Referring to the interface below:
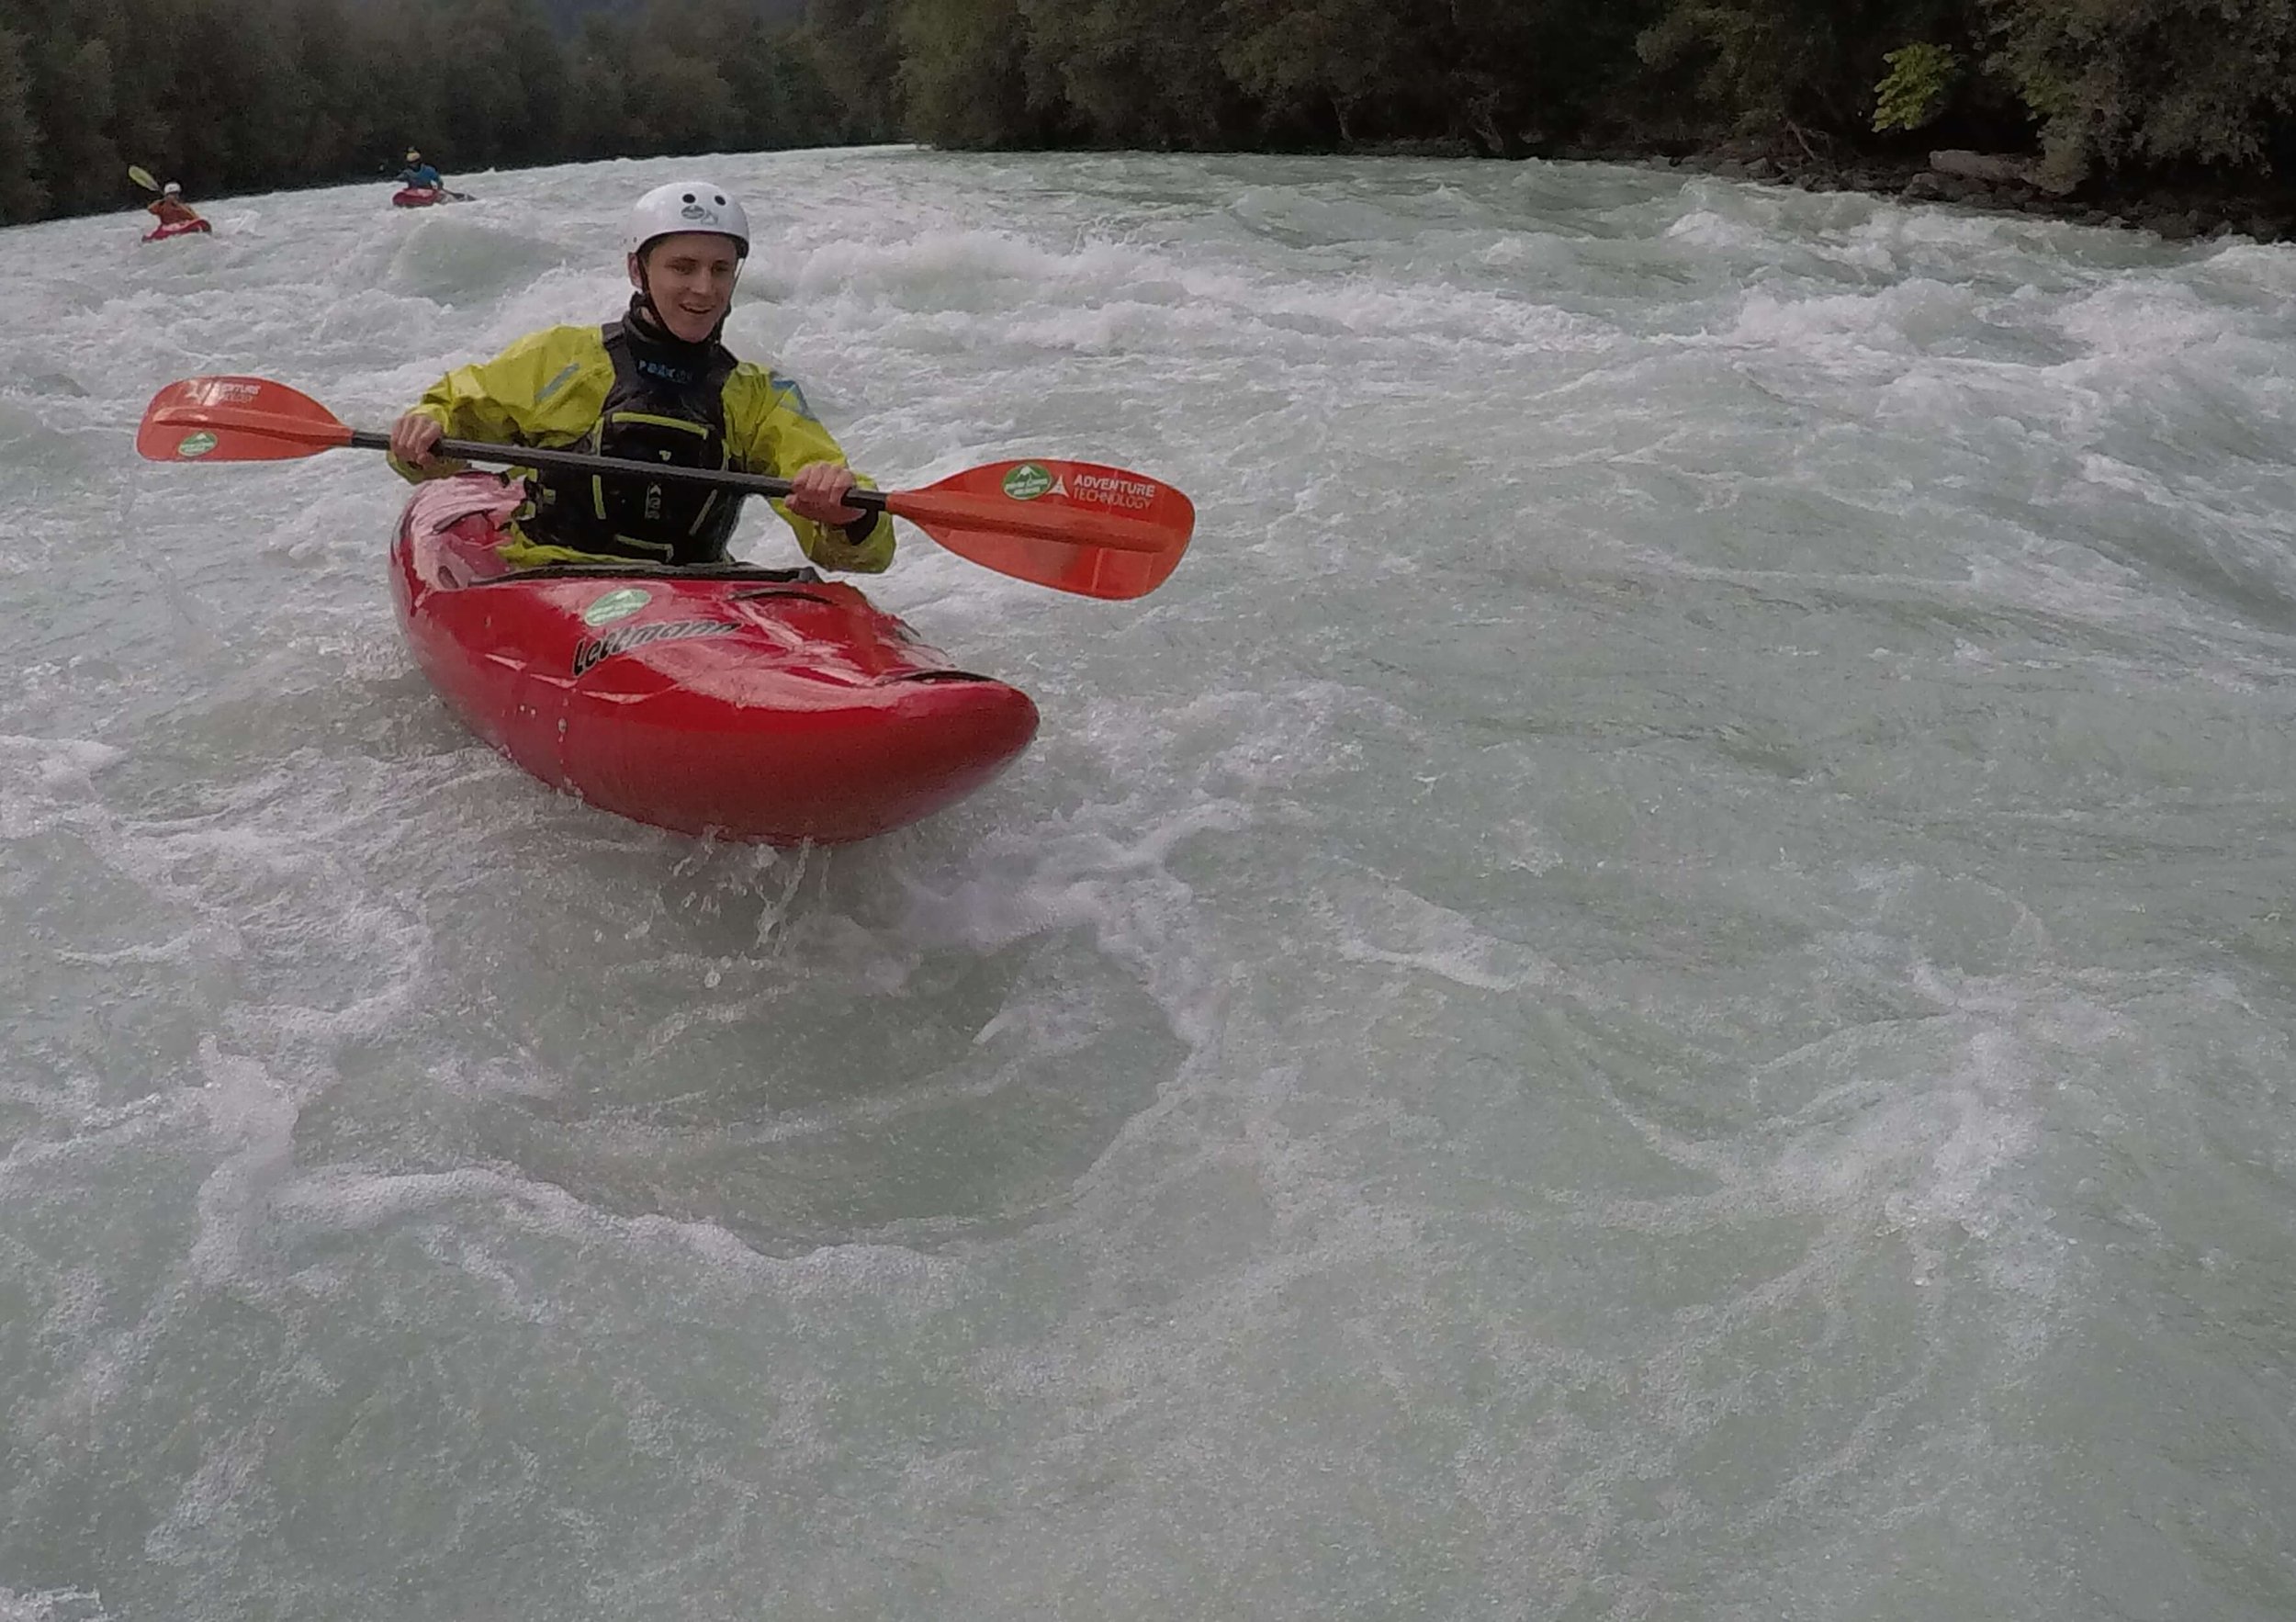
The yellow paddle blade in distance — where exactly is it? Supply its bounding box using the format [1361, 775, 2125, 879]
[127, 165, 159, 192]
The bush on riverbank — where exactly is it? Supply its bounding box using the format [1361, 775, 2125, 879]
[0, 0, 861, 226]
[5, 0, 2292, 236]
[861, 0, 2296, 236]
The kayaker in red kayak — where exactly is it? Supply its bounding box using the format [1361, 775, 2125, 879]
[396, 149, 445, 192]
[386, 179, 888, 572]
[146, 181, 206, 232]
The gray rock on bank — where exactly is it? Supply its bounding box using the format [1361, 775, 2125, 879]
[1926, 149, 2076, 196]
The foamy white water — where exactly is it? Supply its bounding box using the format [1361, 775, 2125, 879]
[4, 148, 2294, 1619]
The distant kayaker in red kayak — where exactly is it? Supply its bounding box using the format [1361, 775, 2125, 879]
[146, 181, 205, 231]
[388, 179, 889, 572]
[397, 150, 445, 192]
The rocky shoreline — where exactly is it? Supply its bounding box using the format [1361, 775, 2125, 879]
[1357, 130, 2296, 243]
[1648, 139, 2296, 244]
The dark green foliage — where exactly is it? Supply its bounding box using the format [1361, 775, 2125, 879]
[1218, 0, 1421, 146]
[797, 0, 900, 141]
[5, 0, 2290, 228]
[534, 0, 805, 32]
[1012, 0, 1247, 149]
[893, 0, 1065, 148]
[875, 0, 1674, 154]
[0, 27, 48, 219]
[861, 0, 2293, 185]
[1874, 42, 1958, 134]
[1984, 0, 2296, 186]
[28, 31, 120, 212]
[1636, 0, 1966, 132]
[0, 0, 862, 225]
[1442, 0, 1670, 155]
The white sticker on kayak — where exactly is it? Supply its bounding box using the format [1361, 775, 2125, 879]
[582, 587, 651, 626]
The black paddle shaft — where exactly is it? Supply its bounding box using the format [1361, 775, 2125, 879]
[345, 428, 891, 512]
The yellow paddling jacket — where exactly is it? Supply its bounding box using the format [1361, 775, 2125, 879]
[389, 319, 895, 572]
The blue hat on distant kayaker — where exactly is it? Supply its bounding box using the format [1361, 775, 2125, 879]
[387, 178, 890, 575]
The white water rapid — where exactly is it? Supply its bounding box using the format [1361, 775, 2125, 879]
[4, 148, 2293, 1619]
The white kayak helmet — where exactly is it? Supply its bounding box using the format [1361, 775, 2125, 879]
[162, 181, 181, 196]
[627, 180, 750, 260]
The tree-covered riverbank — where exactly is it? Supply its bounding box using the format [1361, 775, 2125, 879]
[6, 0, 2290, 237]
[861, 0, 2296, 240]
[0, 0, 870, 226]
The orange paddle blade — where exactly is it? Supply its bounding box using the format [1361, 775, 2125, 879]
[136, 376, 355, 462]
[891, 460, 1193, 601]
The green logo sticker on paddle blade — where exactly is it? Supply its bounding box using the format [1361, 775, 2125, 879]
[582, 587, 651, 626]
[1001, 463, 1055, 501]
[175, 431, 218, 459]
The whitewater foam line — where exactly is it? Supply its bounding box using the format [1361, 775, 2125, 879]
[266, 1163, 963, 1298]
[0, 1588, 111, 1622]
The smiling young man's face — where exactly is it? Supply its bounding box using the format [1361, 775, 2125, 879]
[630, 232, 742, 342]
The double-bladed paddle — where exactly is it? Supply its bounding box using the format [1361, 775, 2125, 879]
[138, 376, 1194, 601]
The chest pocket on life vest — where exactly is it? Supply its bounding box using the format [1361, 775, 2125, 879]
[580, 410, 732, 561]
[525, 323, 743, 566]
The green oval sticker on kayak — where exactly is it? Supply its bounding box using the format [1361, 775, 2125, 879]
[582, 587, 651, 626]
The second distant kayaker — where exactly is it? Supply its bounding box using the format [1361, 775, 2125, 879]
[147, 182, 203, 230]
[386, 179, 893, 573]
[397, 150, 444, 191]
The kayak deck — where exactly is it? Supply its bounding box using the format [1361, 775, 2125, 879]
[389, 474, 1039, 844]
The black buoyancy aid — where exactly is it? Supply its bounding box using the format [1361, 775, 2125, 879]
[524, 318, 743, 565]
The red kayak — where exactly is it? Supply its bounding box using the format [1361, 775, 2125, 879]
[391, 186, 465, 208]
[142, 217, 211, 242]
[390, 474, 1040, 844]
